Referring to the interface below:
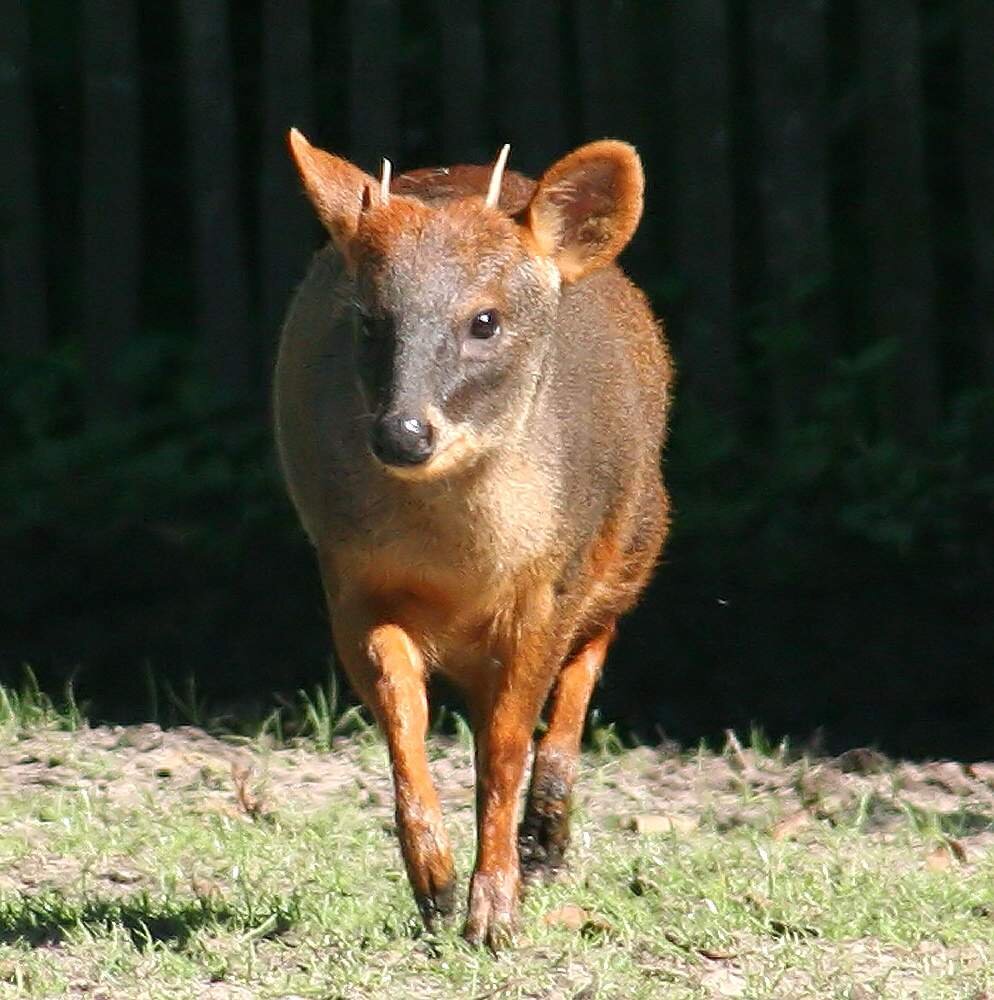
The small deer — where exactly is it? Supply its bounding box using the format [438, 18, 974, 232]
[275, 131, 673, 948]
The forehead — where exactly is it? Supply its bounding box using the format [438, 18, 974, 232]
[352, 198, 531, 314]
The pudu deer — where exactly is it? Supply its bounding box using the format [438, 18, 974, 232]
[275, 131, 673, 948]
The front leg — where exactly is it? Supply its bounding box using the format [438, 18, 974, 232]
[332, 608, 456, 929]
[463, 629, 560, 949]
[518, 626, 613, 884]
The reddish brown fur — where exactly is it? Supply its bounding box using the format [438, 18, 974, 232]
[275, 133, 673, 949]
[526, 140, 645, 280]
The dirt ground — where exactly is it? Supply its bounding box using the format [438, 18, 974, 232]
[3, 723, 994, 874]
[2, 724, 994, 997]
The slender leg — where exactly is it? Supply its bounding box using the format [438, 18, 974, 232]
[518, 627, 613, 884]
[332, 609, 455, 929]
[462, 635, 560, 949]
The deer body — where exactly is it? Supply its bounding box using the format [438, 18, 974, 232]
[275, 137, 672, 947]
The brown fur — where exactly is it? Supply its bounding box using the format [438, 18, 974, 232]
[275, 132, 673, 948]
[526, 140, 645, 281]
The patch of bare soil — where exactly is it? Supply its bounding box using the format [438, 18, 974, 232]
[2, 725, 992, 997]
[586, 740, 994, 841]
[1, 725, 993, 860]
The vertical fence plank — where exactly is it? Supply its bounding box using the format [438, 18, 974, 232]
[860, 0, 938, 436]
[751, 0, 832, 435]
[81, 0, 141, 414]
[575, 0, 658, 280]
[575, 0, 624, 140]
[0, 0, 48, 355]
[666, 0, 739, 423]
[491, 0, 568, 174]
[348, 0, 400, 169]
[259, 0, 317, 363]
[575, 0, 643, 141]
[179, 0, 253, 401]
[962, 0, 994, 377]
[431, 0, 489, 164]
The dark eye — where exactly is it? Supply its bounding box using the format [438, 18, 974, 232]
[469, 310, 501, 340]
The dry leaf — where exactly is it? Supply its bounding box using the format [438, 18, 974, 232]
[543, 905, 612, 937]
[231, 761, 268, 820]
[623, 813, 698, 836]
[926, 840, 966, 871]
[947, 838, 968, 862]
[698, 945, 738, 961]
[771, 810, 812, 842]
[965, 763, 994, 786]
[543, 904, 588, 931]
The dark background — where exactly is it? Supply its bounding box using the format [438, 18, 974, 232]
[1, 0, 991, 757]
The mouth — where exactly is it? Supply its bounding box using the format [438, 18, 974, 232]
[377, 426, 482, 481]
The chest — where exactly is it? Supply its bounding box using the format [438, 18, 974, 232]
[325, 454, 560, 656]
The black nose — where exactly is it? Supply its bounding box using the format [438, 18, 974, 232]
[371, 413, 436, 467]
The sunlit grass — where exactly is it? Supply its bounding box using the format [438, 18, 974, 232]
[0, 681, 991, 997]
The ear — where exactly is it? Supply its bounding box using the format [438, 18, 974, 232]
[288, 128, 378, 252]
[524, 140, 644, 282]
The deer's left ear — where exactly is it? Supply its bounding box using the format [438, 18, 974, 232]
[524, 140, 644, 283]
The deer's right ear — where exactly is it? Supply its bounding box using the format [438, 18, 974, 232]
[288, 129, 378, 252]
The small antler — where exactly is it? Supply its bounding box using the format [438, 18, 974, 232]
[380, 158, 392, 205]
[485, 144, 511, 209]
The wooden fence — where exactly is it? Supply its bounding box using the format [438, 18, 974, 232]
[1, 0, 991, 436]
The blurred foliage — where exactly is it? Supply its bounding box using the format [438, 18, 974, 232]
[1, 311, 992, 754]
[4, 0, 991, 754]
[0, 335, 284, 555]
[668, 337, 994, 583]
[2, 322, 991, 583]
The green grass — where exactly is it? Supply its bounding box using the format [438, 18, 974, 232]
[0, 688, 991, 997]
[0, 781, 991, 997]
[0, 667, 85, 736]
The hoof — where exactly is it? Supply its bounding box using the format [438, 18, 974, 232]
[415, 875, 457, 931]
[462, 870, 518, 951]
[518, 830, 567, 885]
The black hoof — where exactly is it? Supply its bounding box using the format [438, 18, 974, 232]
[415, 876, 457, 931]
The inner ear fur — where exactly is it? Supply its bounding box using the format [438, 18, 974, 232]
[288, 128, 378, 252]
[524, 140, 644, 283]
